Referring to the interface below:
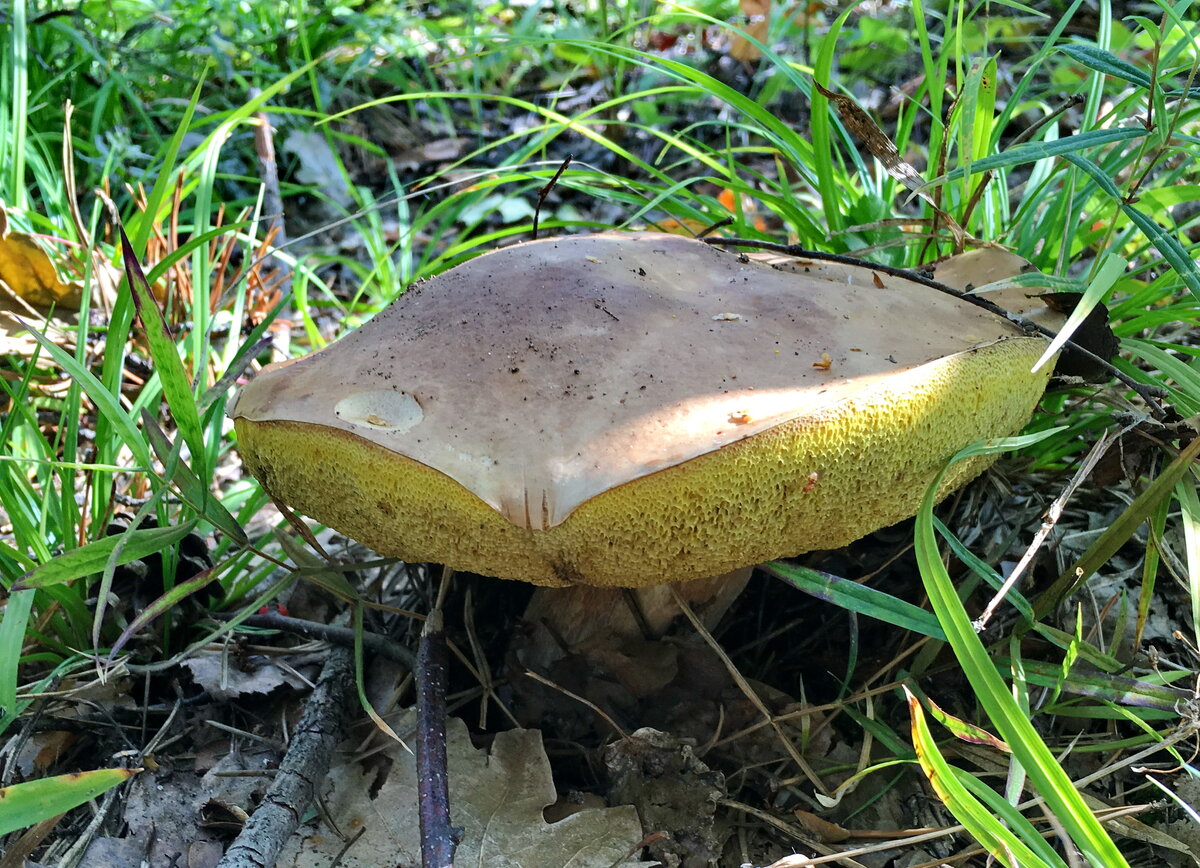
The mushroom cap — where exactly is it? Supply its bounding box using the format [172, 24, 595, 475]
[231, 233, 1053, 587]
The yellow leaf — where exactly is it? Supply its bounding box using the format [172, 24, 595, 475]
[0, 233, 80, 308]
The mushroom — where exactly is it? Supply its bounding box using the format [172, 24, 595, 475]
[229, 233, 1057, 677]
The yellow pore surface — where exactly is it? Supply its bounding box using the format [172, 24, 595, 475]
[235, 337, 1051, 588]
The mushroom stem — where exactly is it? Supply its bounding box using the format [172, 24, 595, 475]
[517, 567, 754, 695]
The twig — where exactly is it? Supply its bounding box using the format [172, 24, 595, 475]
[249, 87, 293, 298]
[532, 154, 572, 240]
[667, 587, 831, 798]
[231, 609, 416, 667]
[696, 214, 734, 238]
[974, 425, 1127, 632]
[522, 669, 627, 739]
[416, 607, 458, 868]
[215, 644, 355, 868]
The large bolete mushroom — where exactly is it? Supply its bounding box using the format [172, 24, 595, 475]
[231, 233, 1054, 594]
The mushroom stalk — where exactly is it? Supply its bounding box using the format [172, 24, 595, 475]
[518, 568, 754, 694]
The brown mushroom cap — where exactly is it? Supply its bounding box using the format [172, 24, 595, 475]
[231, 233, 1053, 587]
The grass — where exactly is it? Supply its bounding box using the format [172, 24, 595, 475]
[1, 0, 1199, 863]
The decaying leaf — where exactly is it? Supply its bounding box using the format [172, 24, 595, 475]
[813, 80, 966, 244]
[278, 715, 650, 868]
[604, 728, 726, 866]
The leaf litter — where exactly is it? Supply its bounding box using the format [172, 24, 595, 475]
[276, 714, 652, 868]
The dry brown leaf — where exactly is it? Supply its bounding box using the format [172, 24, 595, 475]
[813, 80, 966, 245]
[278, 715, 651, 868]
[792, 809, 851, 843]
[730, 0, 770, 63]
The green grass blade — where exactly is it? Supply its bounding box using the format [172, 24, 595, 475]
[1061, 153, 1200, 298]
[1058, 43, 1153, 89]
[108, 564, 219, 661]
[916, 438, 1130, 866]
[1033, 435, 1200, 619]
[766, 562, 946, 640]
[0, 768, 140, 836]
[933, 127, 1147, 182]
[1032, 251, 1127, 372]
[0, 589, 35, 728]
[905, 688, 1053, 867]
[21, 322, 152, 471]
[14, 521, 199, 591]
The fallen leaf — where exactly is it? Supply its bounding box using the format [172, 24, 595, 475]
[813, 80, 966, 245]
[0, 232, 80, 308]
[278, 715, 650, 868]
[180, 650, 308, 702]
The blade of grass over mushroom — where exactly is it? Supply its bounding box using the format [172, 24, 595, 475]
[13, 521, 200, 591]
[0, 768, 141, 837]
[905, 688, 1062, 868]
[1031, 252, 1126, 373]
[916, 435, 1130, 867]
[1032, 435, 1200, 621]
[765, 563, 946, 641]
[276, 532, 362, 605]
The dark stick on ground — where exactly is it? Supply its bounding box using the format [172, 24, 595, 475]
[416, 608, 459, 868]
[235, 609, 416, 667]
[532, 154, 573, 241]
[214, 644, 355, 868]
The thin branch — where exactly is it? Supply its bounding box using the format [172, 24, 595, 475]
[532, 155, 572, 241]
[216, 644, 356, 868]
[231, 609, 415, 667]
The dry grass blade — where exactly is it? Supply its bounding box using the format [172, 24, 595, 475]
[667, 586, 828, 797]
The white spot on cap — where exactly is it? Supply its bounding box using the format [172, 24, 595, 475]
[335, 390, 423, 433]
